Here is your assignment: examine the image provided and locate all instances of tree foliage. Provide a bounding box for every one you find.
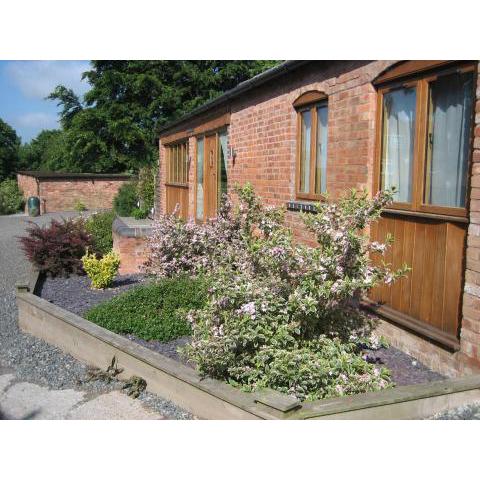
[48,61,279,173]
[0,118,21,181]
[18,129,68,172]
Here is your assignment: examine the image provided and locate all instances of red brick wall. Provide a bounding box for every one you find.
[226,61,394,239]
[158,61,395,240]
[112,231,149,275]
[17,174,39,212]
[17,174,131,213]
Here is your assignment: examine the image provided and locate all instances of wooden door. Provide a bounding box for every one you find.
[203,134,218,220]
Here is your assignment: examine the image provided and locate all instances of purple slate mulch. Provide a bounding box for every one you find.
[38,274,446,387]
[37,273,146,317]
[363,346,445,386]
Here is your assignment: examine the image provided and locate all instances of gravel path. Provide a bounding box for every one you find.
[0,213,192,419]
[429,403,480,420]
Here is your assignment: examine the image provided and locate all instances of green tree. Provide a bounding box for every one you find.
[18,129,68,172]
[46,86,83,129]
[0,118,21,181]
[49,61,279,173]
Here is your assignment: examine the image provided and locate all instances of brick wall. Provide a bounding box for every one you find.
[17,174,39,211]
[17,173,131,214]
[158,61,395,240]
[227,61,397,240]
[113,231,149,275]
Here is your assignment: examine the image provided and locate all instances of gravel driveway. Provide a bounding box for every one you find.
[0,213,192,419]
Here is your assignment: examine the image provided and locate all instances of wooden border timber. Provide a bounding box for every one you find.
[14,273,480,420]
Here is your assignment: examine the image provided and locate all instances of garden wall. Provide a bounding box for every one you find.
[17,171,133,214]
[112,217,151,274]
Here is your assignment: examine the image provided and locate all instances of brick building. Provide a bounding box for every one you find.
[156,60,480,376]
[17,171,133,214]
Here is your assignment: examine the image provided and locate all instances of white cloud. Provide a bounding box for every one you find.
[5,60,90,100]
[16,112,58,130]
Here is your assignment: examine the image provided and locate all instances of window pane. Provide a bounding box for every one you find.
[315,105,328,194]
[299,110,311,193]
[218,132,228,204]
[196,138,204,220]
[425,72,474,208]
[381,87,416,203]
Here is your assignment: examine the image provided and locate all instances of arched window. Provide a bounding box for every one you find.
[294,91,328,200]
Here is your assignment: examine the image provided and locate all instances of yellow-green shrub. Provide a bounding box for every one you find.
[82,250,120,289]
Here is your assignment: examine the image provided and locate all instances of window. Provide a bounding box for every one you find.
[376,63,475,215]
[196,138,204,220]
[195,130,228,222]
[166,141,189,185]
[295,93,328,199]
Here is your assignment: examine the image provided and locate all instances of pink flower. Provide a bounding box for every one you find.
[239,302,256,317]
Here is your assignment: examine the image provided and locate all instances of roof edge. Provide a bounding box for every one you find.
[158,60,312,136]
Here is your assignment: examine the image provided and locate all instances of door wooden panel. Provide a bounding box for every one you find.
[370,213,466,342]
[204,134,218,220]
[166,185,188,219]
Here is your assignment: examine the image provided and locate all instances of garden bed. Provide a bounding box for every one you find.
[38,274,446,387]
[16,185,480,419]
[38,274,191,363]
[16,275,480,419]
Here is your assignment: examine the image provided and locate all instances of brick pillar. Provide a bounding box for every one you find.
[460,66,480,368]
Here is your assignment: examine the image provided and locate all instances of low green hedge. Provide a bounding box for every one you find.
[85,277,208,342]
[85,210,116,256]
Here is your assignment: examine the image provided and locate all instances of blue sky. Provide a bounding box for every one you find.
[0,60,90,143]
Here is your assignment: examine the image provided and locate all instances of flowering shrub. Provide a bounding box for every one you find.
[145,183,407,400]
[82,249,120,289]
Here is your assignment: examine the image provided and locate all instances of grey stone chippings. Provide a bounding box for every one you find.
[0,213,192,419]
[429,403,480,420]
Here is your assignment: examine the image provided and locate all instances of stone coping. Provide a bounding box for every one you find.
[14,270,480,420]
[17,171,135,181]
[112,216,153,238]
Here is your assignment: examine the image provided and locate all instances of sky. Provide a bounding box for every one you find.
[0,60,90,143]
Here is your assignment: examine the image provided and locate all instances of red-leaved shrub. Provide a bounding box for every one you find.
[19,218,95,277]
